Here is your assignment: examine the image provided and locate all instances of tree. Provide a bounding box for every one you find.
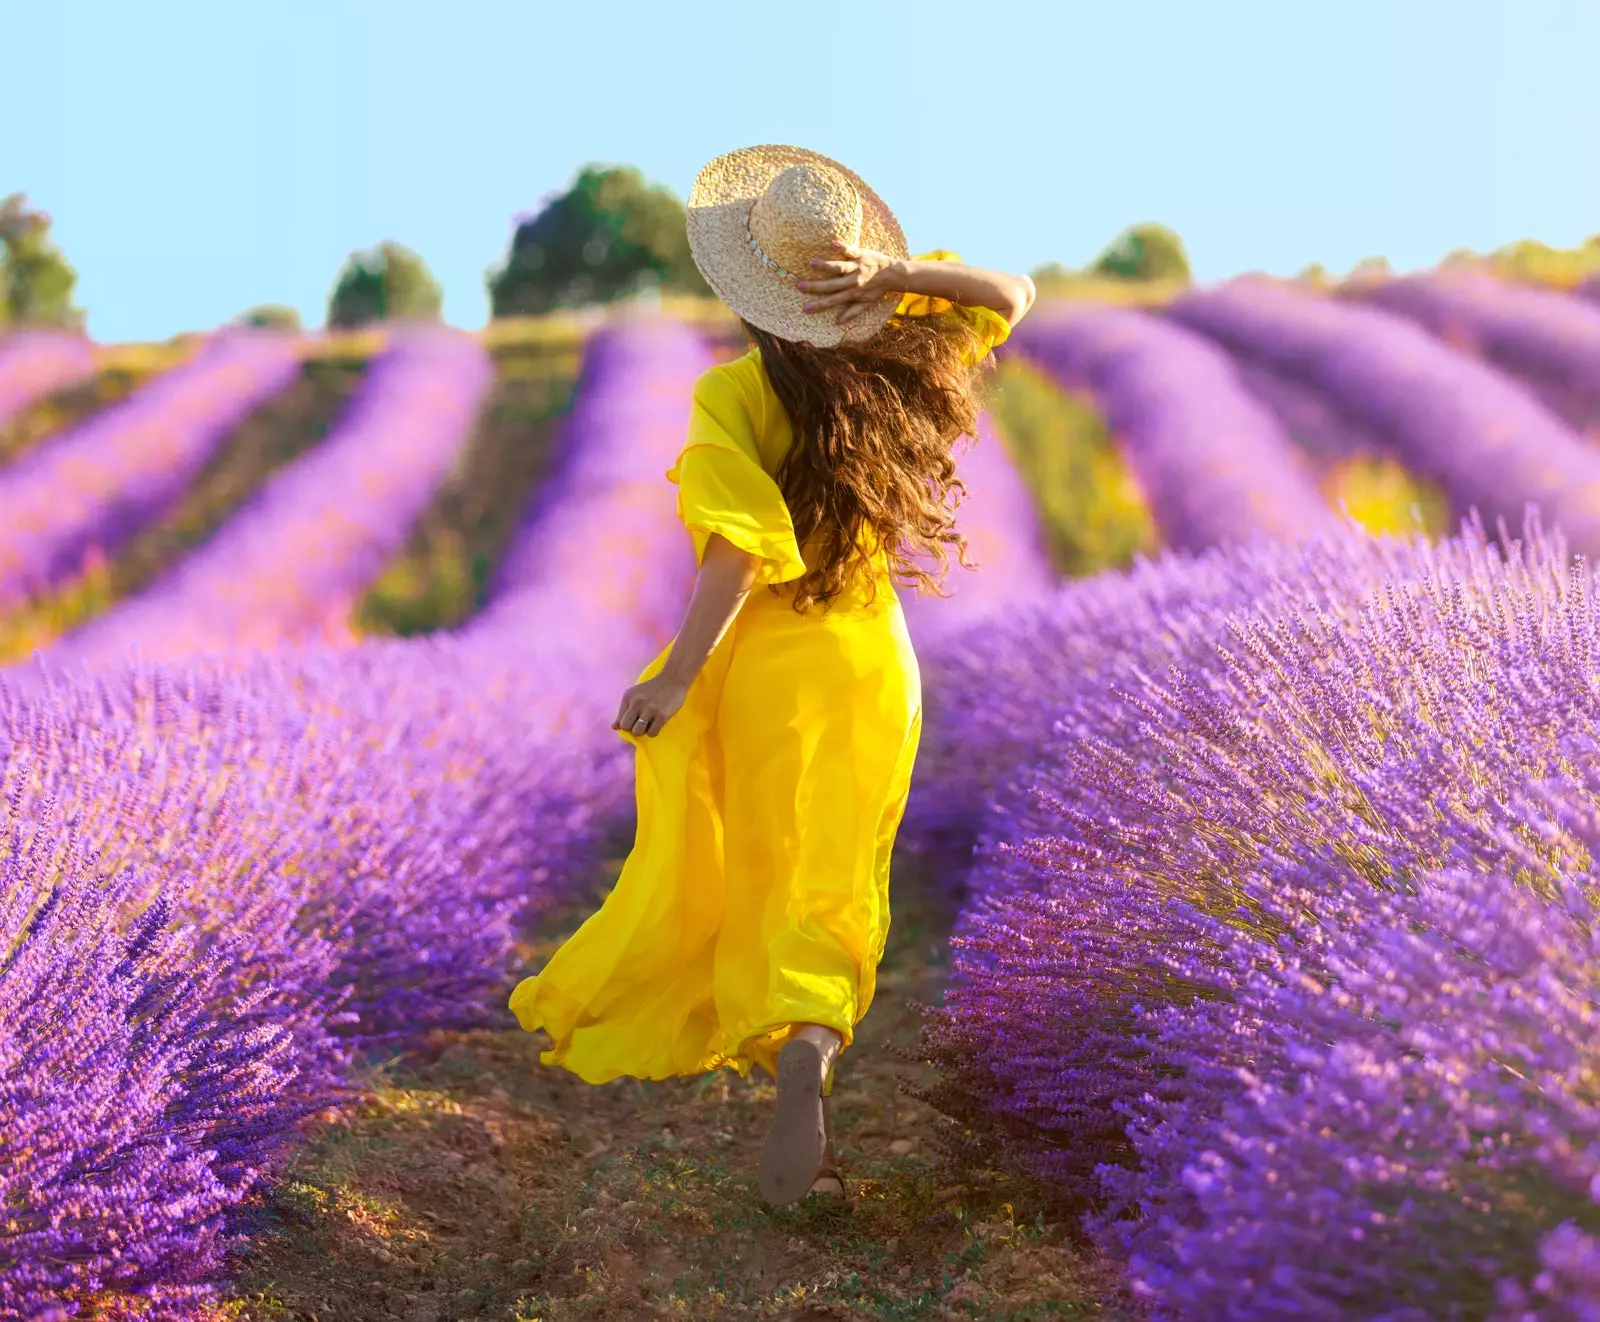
[488,165,709,318]
[1089,223,1192,284]
[327,242,443,330]
[237,303,302,331]
[0,194,84,331]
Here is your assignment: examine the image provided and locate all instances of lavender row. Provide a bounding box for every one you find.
[1169,277,1600,555]
[469,312,704,670]
[0,331,302,611]
[913,515,1600,1317]
[898,412,1055,650]
[1225,356,1389,471]
[0,320,705,1315]
[0,642,617,1316]
[1009,306,1340,553]
[896,412,1057,866]
[1355,270,1600,431]
[0,330,96,426]
[57,329,492,668]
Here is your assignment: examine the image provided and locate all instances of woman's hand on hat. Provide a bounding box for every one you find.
[795,240,904,325]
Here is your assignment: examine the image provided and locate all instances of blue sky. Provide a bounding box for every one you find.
[7,0,1598,342]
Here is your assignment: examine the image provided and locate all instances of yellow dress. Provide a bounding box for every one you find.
[509,254,1010,1083]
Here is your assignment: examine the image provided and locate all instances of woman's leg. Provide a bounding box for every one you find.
[758,1023,841,1205]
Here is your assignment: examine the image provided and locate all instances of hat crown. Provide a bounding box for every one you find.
[748,164,863,278]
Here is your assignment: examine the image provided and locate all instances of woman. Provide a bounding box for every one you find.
[510,145,1035,1205]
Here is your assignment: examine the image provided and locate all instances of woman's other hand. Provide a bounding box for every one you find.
[794,241,905,326]
[613,674,690,738]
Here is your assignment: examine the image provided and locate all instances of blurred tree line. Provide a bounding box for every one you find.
[1467,235,1600,289]
[0,171,1201,339]
[0,195,85,332]
[308,165,708,332]
[38,155,1600,339]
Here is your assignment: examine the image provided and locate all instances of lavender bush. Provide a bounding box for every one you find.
[898,411,1056,868]
[0,331,301,611]
[1009,306,1339,552]
[915,515,1600,1317]
[1105,831,1600,1319]
[1356,271,1600,432]
[59,328,492,666]
[1169,277,1600,556]
[0,813,317,1317]
[0,330,96,426]
[908,527,1419,865]
[0,644,591,1316]
[0,317,704,1313]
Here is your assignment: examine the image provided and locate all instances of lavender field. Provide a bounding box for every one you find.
[5,267,1600,1320]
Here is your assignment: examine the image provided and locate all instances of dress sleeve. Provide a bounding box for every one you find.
[893,249,1012,363]
[667,368,808,586]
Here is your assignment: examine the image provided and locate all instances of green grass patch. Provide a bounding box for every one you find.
[987,360,1159,577]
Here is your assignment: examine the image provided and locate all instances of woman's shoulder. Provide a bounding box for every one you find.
[693,348,779,422]
[686,349,767,442]
[689,348,788,470]
[694,348,767,401]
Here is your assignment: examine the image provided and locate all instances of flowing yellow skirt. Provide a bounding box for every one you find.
[509,579,922,1082]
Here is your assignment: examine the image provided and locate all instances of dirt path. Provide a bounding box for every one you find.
[226,860,1127,1321]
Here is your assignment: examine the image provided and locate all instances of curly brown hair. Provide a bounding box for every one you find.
[742,311,991,613]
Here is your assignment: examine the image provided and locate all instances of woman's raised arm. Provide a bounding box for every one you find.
[797,240,1037,328]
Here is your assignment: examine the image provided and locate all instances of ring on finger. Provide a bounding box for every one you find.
[632,717,650,733]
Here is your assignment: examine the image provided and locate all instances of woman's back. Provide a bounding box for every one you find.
[675,347,903,616]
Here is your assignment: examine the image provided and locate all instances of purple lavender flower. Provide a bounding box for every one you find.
[472,313,703,662]
[58,328,492,666]
[0,773,333,1316]
[0,331,301,610]
[0,639,627,1313]
[0,316,709,1313]
[1104,858,1600,1319]
[899,412,1056,649]
[1,871,301,1316]
[1355,270,1600,432]
[1009,305,1340,552]
[1169,277,1600,555]
[0,330,96,426]
[916,512,1600,1316]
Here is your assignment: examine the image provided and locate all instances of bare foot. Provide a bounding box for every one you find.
[758,1025,843,1207]
[758,1037,828,1205]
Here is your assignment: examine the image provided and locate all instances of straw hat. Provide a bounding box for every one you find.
[687,145,909,348]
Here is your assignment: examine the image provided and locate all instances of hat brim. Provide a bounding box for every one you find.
[687,145,909,349]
